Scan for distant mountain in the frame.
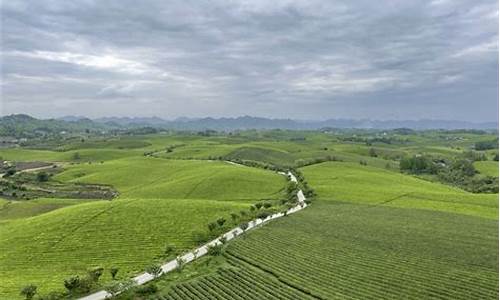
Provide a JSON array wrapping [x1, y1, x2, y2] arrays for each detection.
[[1, 114, 497, 138], [0, 114, 114, 138]]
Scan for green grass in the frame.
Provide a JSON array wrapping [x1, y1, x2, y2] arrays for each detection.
[[223, 202, 498, 299], [301, 161, 498, 219], [147, 201, 498, 300], [0, 198, 248, 298], [55, 157, 285, 201], [0, 198, 96, 221], [0, 157, 286, 299], [474, 161, 499, 177]]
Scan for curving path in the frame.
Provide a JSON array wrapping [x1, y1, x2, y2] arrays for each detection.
[[79, 170, 308, 300]]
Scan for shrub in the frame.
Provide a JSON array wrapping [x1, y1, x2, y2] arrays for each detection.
[[135, 284, 158, 295], [263, 202, 272, 209], [230, 213, 239, 222], [36, 172, 49, 182], [87, 266, 104, 283], [176, 257, 185, 272], [63, 276, 81, 293], [146, 264, 162, 278], [256, 211, 270, 219], [20, 284, 37, 300], [207, 244, 223, 256], [110, 267, 119, 280], [255, 203, 263, 210], [164, 244, 175, 256], [216, 217, 226, 227], [207, 222, 218, 232], [239, 222, 249, 231]]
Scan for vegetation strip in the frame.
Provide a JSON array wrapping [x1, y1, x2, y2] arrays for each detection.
[[78, 171, 308, 300]]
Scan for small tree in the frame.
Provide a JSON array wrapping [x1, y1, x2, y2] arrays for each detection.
[[110, 267, 119, 280], [230, 213, 239, 222], [72, 152, 81, 160], [369, 148, 377, 157], [216, 217, 226, 227], [36, 172, 49, 182], [239, 222, 249, 232], [255, 203, 263, 210], [263, 202, 272, 209], [176, 257, 185, 272], [207, 222, 217, 232], [88, 266, 104, 283], [63, 276, 81, 294], [20, 284, 37, 300], [207, 244, 223, 256], [105, 279, 135, 297], [164, 244, 175, 256], [146, 264, 162, 278], [239, 210, 247, 217]]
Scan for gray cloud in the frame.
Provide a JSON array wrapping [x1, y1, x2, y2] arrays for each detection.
[[1, 0, 498, 121]]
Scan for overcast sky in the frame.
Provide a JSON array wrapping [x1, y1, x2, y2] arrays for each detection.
[[1, 0, 498, 121]]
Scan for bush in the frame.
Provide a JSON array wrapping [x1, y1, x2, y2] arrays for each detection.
[[164, 244, 176, 256], [110, 267, 119, 280], [145, 264, 162, 278], [216, 217, 226, 227], [63, 276, 81, 293], [135, 284, 158, 295], [20, 284, 37, 300], [36, 172, 49, 182], [255, 203, 263, 210], [207, 244, 223, 256], [207, 222, 217, 232], [263, 202, 272, 209], [87, 266, 104, 283], [239, 222, 249, 231], [256, 211, 270, 219]]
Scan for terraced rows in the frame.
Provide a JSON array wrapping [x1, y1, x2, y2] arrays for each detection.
[[222, 202, 498, 299], [158, 258, 316, 300]]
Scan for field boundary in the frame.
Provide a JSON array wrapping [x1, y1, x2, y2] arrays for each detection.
[[79, 171, 308, 300]]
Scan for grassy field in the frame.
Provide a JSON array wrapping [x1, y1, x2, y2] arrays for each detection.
[[301, 161, 498, 219], [144, 158, 498, 300], [474, 161, 499, 177], [0, 130, 497, 299], [0, 156, 286, 298]]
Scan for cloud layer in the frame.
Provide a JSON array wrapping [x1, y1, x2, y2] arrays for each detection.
[[1, 0, 498, 121]]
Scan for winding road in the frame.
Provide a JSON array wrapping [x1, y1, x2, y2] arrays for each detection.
[[79, 170, 308, 300]]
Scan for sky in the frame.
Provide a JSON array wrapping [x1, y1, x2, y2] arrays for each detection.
[[1, 0, 498, 121]]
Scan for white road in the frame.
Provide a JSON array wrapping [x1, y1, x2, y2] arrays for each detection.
[[79, 170, 307, 300]]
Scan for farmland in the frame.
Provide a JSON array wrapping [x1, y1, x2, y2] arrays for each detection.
[[0, 128, 497, 299]]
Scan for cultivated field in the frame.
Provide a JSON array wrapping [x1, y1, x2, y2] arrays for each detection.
[[0, 129, 497, 299]]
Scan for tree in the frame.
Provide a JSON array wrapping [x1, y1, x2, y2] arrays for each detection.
[[216, 217, 226, 227], [36, 172, 49, 182], [230, 213, 239, 222], [255, 203, 263, 210], [146, 265, 162, 278], [263, 202, 272, 209], [164, 244, 175, 256], [63, 276, 81, 294], [88, 266, 104, 283], [110, 267, 119, 280], [239, 222, 249, 232], [494, 153, 499, 161], [207, 244, 223, 256], [72, 152, 81, 160], [207, 222, 217, 232], [176, 257, 185, 272], [20, 284, 37, 300], [146, 264, 162, 278], [369, 148, 377, 157]]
